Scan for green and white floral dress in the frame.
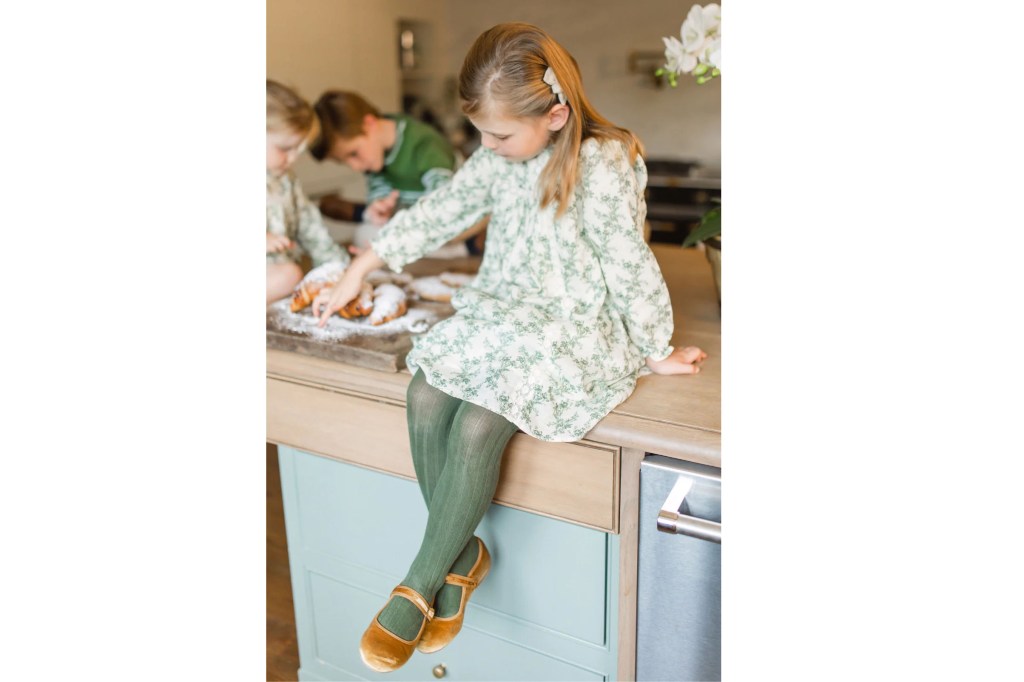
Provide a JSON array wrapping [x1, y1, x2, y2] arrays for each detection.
[[372, 138, 674, 442], [267, 171, 349, 268]]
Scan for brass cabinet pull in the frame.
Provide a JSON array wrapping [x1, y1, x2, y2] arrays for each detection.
[[432, 663, 447, 678]]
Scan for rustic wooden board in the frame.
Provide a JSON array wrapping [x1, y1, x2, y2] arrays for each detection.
[[265, 327, 411, 372], [266, 257, 479, 373], [266, 299, 454, 373]]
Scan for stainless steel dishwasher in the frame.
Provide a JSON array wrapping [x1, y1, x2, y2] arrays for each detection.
[[636, 455, 722, 681]]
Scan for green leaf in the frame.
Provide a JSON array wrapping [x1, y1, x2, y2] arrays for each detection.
[[682, 206, 721, 248]]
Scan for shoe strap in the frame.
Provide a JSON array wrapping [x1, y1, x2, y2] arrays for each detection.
[[444, 573, 479, 589], [390, 585, 435, 620]]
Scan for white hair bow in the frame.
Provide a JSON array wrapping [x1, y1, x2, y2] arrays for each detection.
[[543, 67, 567, 105]]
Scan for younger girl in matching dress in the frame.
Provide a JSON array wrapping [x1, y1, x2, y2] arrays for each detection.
[[266, 80, 348, 303], [312, 23, 707, 672]]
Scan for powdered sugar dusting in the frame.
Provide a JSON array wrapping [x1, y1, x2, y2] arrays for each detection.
[[408, 275, 455, 302], [439, 271, 475, 288], [366, 269, 413, 287], [368, 284, 406, 325], [267, 298, 441, 342], [301, 261, 347, 284]]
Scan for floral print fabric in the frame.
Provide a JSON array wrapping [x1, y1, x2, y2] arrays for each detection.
[[267, 171, 348, 268], [372, 138, 674, 442]]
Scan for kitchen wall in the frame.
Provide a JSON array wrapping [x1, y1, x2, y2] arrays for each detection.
[[438, 1, 721, 171], [267, 0, 720, 196], [267, 0, 448, 198]]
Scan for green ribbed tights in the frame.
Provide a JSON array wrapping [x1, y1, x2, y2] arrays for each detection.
[[376, 370, 518, 641]]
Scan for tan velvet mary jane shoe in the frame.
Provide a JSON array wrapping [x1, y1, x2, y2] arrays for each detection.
[[417, 537, 492, 654], [359, 585, 435, 673]]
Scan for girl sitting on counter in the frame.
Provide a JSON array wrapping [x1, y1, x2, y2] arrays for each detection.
[[312, 22, 707, 673], [266, 80, 349, 303]]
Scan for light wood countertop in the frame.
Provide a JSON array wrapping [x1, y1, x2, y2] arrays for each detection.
[[267, 244, 721, 467]]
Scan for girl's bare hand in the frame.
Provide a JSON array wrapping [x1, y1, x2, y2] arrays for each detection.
[[267, 233, 294, 253], [313, 272, 363, 327], [646, 346, 707, 375]]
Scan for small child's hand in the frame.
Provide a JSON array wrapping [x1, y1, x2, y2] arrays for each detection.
[[267, 233, 294, 254], [365, 190, 399, 226], [313, 271, 363, 327], [646, 346, 707, 375]]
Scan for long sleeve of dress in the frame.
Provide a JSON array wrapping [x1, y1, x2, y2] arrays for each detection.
[[580, 141, 674, 361], [292, 176, 349, 267], [371, 147, 497, 272]]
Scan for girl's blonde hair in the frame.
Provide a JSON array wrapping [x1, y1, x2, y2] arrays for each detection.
[[459, 23, 644, 218], [310, 91, 381, 161], [267, 79, 319, 142]]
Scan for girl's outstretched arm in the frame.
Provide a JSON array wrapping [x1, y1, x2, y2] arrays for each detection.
[[370, 147, 497, 273], [646, 346, 707, 375], [313, 247, 385, 326]]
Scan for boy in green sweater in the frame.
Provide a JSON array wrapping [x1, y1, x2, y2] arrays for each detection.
[[311, 91, 457, 227]]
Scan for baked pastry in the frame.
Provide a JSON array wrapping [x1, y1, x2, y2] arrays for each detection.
[[408, 275, 457, 303], [367, 284, 408, 325], [365, 268, 413, 288], [291, 280, 332, 312], [336, 282, 375, 319], [439, 271, 475, 289], [290, 262, 346, 312]]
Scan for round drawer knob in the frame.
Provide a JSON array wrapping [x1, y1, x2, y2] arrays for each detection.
[[432, 663, 447, 678]]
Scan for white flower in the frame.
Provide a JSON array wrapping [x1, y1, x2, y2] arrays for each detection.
[[705, 36, 721, 70], [700, 3, 721, 38], [662, 35, 696, 74], [680, 5, 707, 53], [659, 3, 721, 85]]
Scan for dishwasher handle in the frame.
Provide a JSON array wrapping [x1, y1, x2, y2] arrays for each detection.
[[657, 475, 722, 544]]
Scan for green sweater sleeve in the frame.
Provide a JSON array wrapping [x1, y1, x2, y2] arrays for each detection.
[[416, 135, 456, 192]]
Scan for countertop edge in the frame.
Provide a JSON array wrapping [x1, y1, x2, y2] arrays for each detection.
[[268, 348, 721, 468]]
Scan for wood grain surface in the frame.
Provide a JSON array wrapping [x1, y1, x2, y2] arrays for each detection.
[[266, 444, 299, 682]]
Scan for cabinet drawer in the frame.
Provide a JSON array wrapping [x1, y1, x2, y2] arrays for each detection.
[[269, 378, 620, 531], [285, 447, 610, 647], [304, 571, 604, 682]]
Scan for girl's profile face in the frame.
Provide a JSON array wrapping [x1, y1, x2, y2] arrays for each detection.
[[470, 109, 556, 163], [267, 129, 307, 176]]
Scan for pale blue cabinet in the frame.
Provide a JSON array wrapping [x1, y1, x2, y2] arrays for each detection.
[[278, 445, 622, 681]]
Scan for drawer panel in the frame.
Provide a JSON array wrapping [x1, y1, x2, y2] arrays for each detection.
[[286, 447, 609, 646], [269, 378, 619, 531], [304, 570, 605, 682]]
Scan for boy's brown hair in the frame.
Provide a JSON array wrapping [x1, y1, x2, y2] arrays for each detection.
[[310, 91, 382, 161]]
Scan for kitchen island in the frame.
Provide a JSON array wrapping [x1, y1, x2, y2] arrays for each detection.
[[267, 244, 720, 681]]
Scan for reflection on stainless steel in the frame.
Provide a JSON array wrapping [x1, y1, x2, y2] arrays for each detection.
[[657, 476, 722, 543], [637, 455, 721, 681]]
